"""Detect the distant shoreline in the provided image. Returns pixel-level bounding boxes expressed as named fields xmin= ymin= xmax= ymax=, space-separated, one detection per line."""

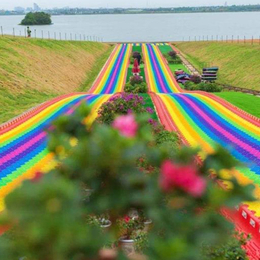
xmin=2 ymin=10 xmax=260 ymax=16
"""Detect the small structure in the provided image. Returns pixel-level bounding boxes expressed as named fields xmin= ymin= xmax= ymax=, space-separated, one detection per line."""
xmin=202 ymin=67 xmax=219 ymax=82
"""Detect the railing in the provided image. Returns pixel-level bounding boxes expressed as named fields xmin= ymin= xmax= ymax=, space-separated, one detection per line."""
xmin=216 ymin=83 xmax=260 ymax=96
xmin=179 ymin=35 xmax=260 ymax=45
xmin=0 ymin=26 xmax=104 ymax=42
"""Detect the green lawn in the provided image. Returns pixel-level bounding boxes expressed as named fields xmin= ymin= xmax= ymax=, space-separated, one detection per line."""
xmin=214 ymin=92 xmax=260 ymax=118
xmin=158 ymin=45 xmax=190 ymax=74
xmin=132 ymin=45 xmax=142 ymax=53
xmin=175 ymin=42 xmax=260 ymax=91
xmin=138 ymin=93 xmax=158 ymax=120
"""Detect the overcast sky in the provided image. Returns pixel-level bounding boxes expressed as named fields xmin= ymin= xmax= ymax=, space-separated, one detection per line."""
xmin=1 ymin=0 xmax=260 ymax=10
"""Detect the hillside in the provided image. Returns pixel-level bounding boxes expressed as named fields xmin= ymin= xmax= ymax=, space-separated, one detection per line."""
xmin=174 ymin=42 xmax=260 ymax=91
xmin=0 ymin=37 xmax=113 ymax=124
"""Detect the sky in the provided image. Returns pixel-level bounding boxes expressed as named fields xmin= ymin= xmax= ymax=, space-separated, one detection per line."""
xmin=1 ymin=0 xmax=260 ymax=10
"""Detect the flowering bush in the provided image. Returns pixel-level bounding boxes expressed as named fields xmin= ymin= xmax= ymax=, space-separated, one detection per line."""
xmin=97 ymin=93 xmax=149 ymax=125
xmin=190 ymin=74 xmax=202 ymax=84
xmin=202 ymin=232 xmax=250 ymax=260
xmin=160 ymin=161 xmax=206 ymax=197
xmin=0 ymin=104 xmax=255 ymax=260
xmin=164 ymin=51 xmax=182 ymax=64
xmin=129 ymin=75 xmax=143 ymax=85
xmin=125 ymin=82 xmax=148 ymax=94
xmin=168 ymin=51 xmax=177 ymax=59
xmin=117 ymin=216 xmax=145 ymax=240
xmin=112 ymin=114 xmax=138 ymax=138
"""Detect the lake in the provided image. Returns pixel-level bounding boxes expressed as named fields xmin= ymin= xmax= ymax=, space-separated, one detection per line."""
xmin=0 ymin=12 xmax=260 ymax=42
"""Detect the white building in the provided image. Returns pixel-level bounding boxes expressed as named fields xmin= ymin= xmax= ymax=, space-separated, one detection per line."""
xmin=33 ymin=3 xmax=41 ymax=12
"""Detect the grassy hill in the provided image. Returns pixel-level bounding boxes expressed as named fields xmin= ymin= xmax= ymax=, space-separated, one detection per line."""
xmin=174 ymin=42 xmax=260 ymax=91
xmin=214 ymin=92 xmax=260 ymax=118
xmin=0 ymin=36 xmax=113 ymax=124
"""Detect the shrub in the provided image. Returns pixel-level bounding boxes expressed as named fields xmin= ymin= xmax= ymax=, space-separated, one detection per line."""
xmin=130 ymin=75 xmax=143 ymax=86
xmin=148 ymin=119 xmax=179 ymax=147
xmin=184 ymin=81 xmax=198 ymax=91
xmin=21 ymin=12 xmax=52 ymax=25
xmin=168 ymin=56 xmax=182 ymax=64
xmin=125 ymin=82 xmax=148 ymax=94
xmin=133 ymin=52 xmax=141 ymax=59
xmin=198 ymin=82 xmax=222 ymax=92
xmin=190 ymin=74 xmax=202 ymax=84
xmin=168 ymin=51 xmax=177 ymax=59
xmin=97 ymin=93 xmax=147 ymax=124
xmin=184 ymin=81 xmax=222 ymax=92
xmin=155 ymin=129 xmax=179 ymax=146
xmin=204 ymin=83 xmax=222 ymax=92
xmin=202 ymin=232 xmax=250 ymax=260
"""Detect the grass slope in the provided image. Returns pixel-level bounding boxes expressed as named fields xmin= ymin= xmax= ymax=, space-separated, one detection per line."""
xmin=158 ymin=45 xmax=190 ymax=74
xmin=0 ymin=36 xmax=112 ymax=124
xmin=175 ymin=42 xmax=260 ymax=91
xmin=214 ymin=92 xmax=260 ymax=118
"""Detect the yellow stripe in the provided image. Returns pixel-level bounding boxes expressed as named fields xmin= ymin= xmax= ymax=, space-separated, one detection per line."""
xmin=194 ymin=93 xmax=260 ymax=136
xmin=0 ymin=94 xmax=83 ymax=143
xmin=92 ymin=45 xmax=122 ymax=94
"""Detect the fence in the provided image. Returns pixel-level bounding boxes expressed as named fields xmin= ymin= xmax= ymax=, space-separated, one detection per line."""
xmin=180 ymin=35 xmax=260 ymax=45
xmin=0 ymin=26 xmax=104 ymax=42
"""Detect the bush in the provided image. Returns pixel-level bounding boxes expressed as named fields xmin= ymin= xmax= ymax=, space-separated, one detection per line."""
xmin=184 ymin=81 xmax=222 ymax=92
xmin=21 ymin=12 xmax=52 ymax=25
xmin=168 ymin=51 xmax=177 ymax=59
xmin=168 ymin=56 xmax=182 ymax=64
xmin=133 ymin=52 xmax=140 ymax=59
xmin=164 ymin=51 xmax=182 ymax=64
xmin=184 ymin=81 xmax=198 ymax=91
xmin=125 ymin=82 xmax=148 ymax=94
xmin=130 ymin=75 xmax=143 ymax=85
xmin=190 ymin=74 xmax=202 ymax=84
xmin=202 ymin=232 xmax=250 ymax=260
xmin=97 ymin=93 xmax=148 ymax=124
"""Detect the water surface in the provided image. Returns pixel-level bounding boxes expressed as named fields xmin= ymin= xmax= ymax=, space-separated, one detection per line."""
xmin=0 ymin=12 xmax=260 ymax=42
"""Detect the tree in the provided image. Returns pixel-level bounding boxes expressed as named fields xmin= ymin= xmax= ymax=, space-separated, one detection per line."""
xmin=21 ymin=12 xmax=52 ymax=25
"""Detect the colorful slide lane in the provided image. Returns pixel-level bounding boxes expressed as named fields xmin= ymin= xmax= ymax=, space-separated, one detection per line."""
xmin=0 ymin=94 xmax=111 ymax=210
xmin=142 ymin=43 xmax=182 ymax=93
xmin=88 ymin=43 xmax=131 ymax=94
xmin=143 ymin=43 xmax=260 ymax=255
xmin=143 ymin=43 xmax=260 ymax=189
xmin=0 ymin=43 xmax=132 ymax=211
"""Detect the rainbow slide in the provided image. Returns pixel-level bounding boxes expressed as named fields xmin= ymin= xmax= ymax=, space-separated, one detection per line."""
xmin=0 ymin=44 xmax=131 ymax=211
xmin=143 ymin=43 xmax=260 ymax=256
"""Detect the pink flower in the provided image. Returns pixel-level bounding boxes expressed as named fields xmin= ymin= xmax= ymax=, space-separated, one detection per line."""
xmin=31 ymin=171 xmax=43 ymax=183
xmin=124 ymin=216 xmax=131 ymax=223
xmin=112 ymin=114 xmax=138 ymax=138
xmin=160 ymin=161 xmax=206 ymax=197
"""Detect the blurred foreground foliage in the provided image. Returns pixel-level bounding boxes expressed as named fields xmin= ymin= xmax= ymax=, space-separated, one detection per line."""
xmin=0 ymin=101 xmax=255 ymax=260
